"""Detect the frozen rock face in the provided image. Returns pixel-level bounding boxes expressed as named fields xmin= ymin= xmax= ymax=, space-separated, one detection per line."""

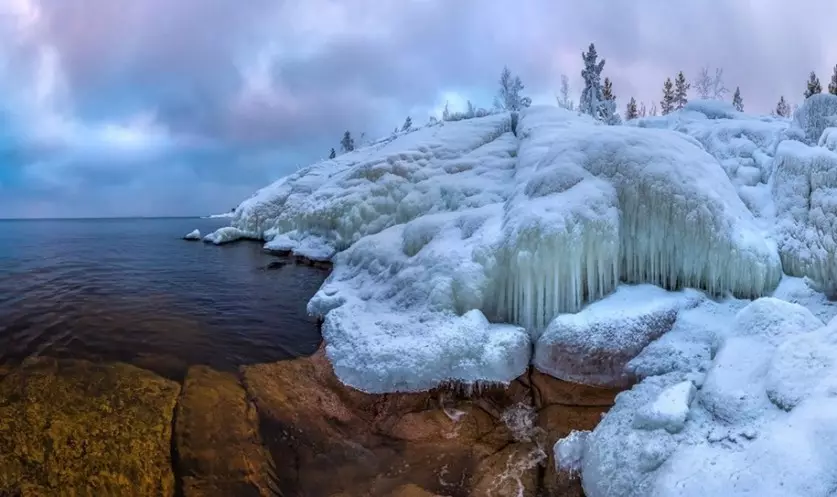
xmin=772 ymin=141 xmax=837 ymax=290
xmin=533 ymin=285 xmax=703 ymax=387
xmin=183 ymin=229 xmax=201 ymax=241
xmin=794 ymin=93 xmax=837 ymax=145
xmin=578 ymin=298 xmax=835 ymax=497
xmin=202 ymin=226 xmax=257 ymax=245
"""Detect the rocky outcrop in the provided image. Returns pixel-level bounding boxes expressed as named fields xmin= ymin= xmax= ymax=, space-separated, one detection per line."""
xmin=0 ymin=357 xmax=180 ymax=496
xmin=174 ymin=365 xmax=275 ymax=496
xmin=241 ymin=345 xmax=619 ymax=496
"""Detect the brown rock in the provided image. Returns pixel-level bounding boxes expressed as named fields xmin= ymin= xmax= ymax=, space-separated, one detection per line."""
xmin=531 ymin=369 xmax=620 ymax=408
xmin=241 ymin=345 xmax=541 ymax=497
xmin=175 ymin=365 xmax=275 ymax=496
xmin=0 ymin=357 xmax=179 ymax=496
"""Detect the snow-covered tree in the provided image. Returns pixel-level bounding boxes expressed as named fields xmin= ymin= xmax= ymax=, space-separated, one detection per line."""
xmin=829 ymin=65 xmax=837 ymax=95
xmin=626 ymin=97 xmax=638 ymax=120
xmin=442 ymin=101 xmax=451 ymax=121
xmin=674 ymin=71 xmax=690 ymax=110
xmin=805 ymin=71 xmax=822 ymax=99
xmin=702 ymin=67 xmax=730 ymax=100
xmin=466 ymin=100 xmax=476 ymax=118
xmin=495 ymin=66 xmax=532 ymax=111
xmin=328 ymin=148 xmax=336 ymax=159
xmin=649 ymin=101 xmax=658 ymax=116
xmin=557 ymin=74 xmax=574 ymax=110
xmin=661 ymin=78 xmax=675 ymax=115
xmin=401 ymin=116 xmax=412 ymax=131
xmin=732 ymin=86 xmax=743 ymax=111
xmin=775 ymin=95 xmax=791 ymax=117
xmin=340 ymin=131 xmax=354 ymax=153
xmin=693 ymin=67 xmax=713 ymax=100
xmin=580 ymin=43 xmax=611 ymax=121
xmin=597 ymin=77 xmax=620 ymax=124
xmin=638 ymin=101 xmax=647 ymax=117
xmin=602 ymin=77 xmax=615 ymax=101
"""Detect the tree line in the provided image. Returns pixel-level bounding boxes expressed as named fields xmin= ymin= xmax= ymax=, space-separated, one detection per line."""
xmin=328 ymin=44 xmax=837 ymax=157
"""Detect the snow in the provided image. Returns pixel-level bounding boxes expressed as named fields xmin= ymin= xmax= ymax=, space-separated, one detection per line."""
xmin=818 ymin=126 xmax=837 ymax=152
xmin=632 ymin=380 xmax=695 ymax=434
xmin=533 ymin=285 xmax=703 ymax=387
xmin=205 ymin=212 xmax=235 ymax=219
xmin=202 ymin=226 xmax=258 ymax=245
xmin=183 ymin=229 xmax=201 ymax=241
xmin=555 ymin=430 xmax=589 ymax=475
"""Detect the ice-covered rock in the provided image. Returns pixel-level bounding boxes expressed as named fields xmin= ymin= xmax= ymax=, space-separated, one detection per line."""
xmin=554 ymin=430 xmax=589 ymax=475
xmin=632 ymin=380 xmax=695 ymax=434
xmin=581 ymin=298 xmax=835 ymax=497
xmin=183 ymin=229 xmax=201 ymax=241
xmin=533 ymin=285 xmax=703 ymax=387
xmin=794 ymin=93 xmax=837 ymax=144
xmin=202 ymin=226 xmax=257 ymax=245
xmin=818 ymin=126 xmax=837 ymax=152
xmin=772 ymin=140 xmax=837 ymax=289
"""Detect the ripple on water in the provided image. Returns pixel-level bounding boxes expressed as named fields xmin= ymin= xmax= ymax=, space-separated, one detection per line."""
xmin=0 ymin=217 xmax=329 ymax=380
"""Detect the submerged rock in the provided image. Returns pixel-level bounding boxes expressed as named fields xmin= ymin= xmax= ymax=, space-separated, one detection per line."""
xmin=175 ymin=366 xmax=275 ymax=497
xmin=0 ymin=357 xmax=180 ymax=496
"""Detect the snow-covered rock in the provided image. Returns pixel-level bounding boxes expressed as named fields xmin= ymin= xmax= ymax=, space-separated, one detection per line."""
xmin=554 ymin=430 xmax=589 ymax=475
xmin=772 ymin=140 xmax=837 ymax=289
xmin=533 ymin=285 xmax=703 ymax=387
xmin=183 ymin=229 xmax=201 ymax=241
xmin=202 ymin=226 xmax=257 ymax=245
xmin=578 ymin=298 xmax=831 ymax=497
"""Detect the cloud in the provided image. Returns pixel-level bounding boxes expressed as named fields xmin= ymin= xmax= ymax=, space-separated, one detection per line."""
xmin=1 ymin=0 xmax=836 ymax=217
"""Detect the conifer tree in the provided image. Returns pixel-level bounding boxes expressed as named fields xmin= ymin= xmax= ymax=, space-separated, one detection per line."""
xmin=649 ymin=102 xmax=658 ymax=116
xmin=776 ymin=96 xmax=791 ymax=118
xmin=340 ymin=131 xmax=354 ymax=153
xmin=674 ymin=71 xmax=690 ymax=110
xmin=829 ymin=65 xmax=837 ymax=95
xmin=328 ymin=148 xmax=336 ymax=159
xmin=625 ymin=97 xmax=638 ymax=120
xmin=495 ymin=67 xmax=532 ymax=111
xmin=401 ymin=116 xmax=412 ymax=131
xmin=805 ymin=71 xmax=822 ymax=98
xmin=638 ymin=101 xmax=647 ymax=117
xmin=579 ymin=43 xmax=606 ymax=120
xmin=732 ymin=86 xmax=743 ymax=111
xmin=602 ymin=77 xmax=615 ymax=101
xmin=661 ymin=78 xmax=675 ymax=115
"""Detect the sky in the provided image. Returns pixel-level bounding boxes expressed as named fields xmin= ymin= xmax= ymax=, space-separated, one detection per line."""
xmin=1 ymin=0 xmax=836 ymax=218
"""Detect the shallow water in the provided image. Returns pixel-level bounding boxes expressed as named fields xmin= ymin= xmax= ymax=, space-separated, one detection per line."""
xmin=0 ymin=217 xmax=328 ymax=380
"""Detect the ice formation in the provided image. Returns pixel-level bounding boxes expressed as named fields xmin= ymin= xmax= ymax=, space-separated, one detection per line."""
xmin=533 ymin=285 xmax=703 ymax=387
xmin=202 ymin=226 xmax=258 ymax=245
xmin=818 ymin=126 xmax=837 ymax=152
xmin=772 ymin=140 xmax=837 ymax=289
xmin=793 ymin=93 xmax=837 ymax=144
xmin=183 ymin=229 xmax=201 ymax=241
xmin=573 ymin=297 xmax=837 ymax=497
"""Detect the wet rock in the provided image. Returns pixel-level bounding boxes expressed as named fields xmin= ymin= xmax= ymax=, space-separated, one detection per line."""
xmin=175 ymin=365 xmax=275 ymax=497
xmin=0 ymin=357 xmax=180 ymax=496
xmin=264 ymin=260 xmax=286 ymax=270
xmin=241 ymin=345 xmax=539 ymax=497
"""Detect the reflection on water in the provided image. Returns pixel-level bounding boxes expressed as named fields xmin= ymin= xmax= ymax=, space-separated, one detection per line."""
xmin=0 ymin=217 xmax=328 ymax=380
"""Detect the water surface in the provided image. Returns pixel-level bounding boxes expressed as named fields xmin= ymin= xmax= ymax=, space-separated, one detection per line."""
xmin=0 ymin=217 xmax=327 ymax=380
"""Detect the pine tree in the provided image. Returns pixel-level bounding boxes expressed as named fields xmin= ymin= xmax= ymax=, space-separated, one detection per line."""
xmin=649 ymin=102 xmax=658 ymax=116
xmin=775 ymin=96 xmax=791 ymax=117
xmin=340 ymin=131 xmax=354 ymax=153
xmin=401 ymin=116 xmax=412 ymax=131
xmin=328 ymin=148 xmax=336 ymax=159
xmin=580 ymin=43 xmax=607 ymax=120
xmin=829 ymin=65 xmax=837 ymax=95
xmin=674 ymin=71 xmax=690 ymax=110
xmin=602 ymin=77 xmax=615 ymax=101
xmin=495 ymin=66 xmax=532 ymax=111
xmin=638 ymin=101 xmax=647 ymax=117
xmin=732 ymin=86 xmax=743 ymax=111
xmin=626 ymin=97 xmax=638 ymax=120
xmin=805 ymin=71 xmax=822 ymax=99
xmin=661 ymin=78 xmax=675 ymax=115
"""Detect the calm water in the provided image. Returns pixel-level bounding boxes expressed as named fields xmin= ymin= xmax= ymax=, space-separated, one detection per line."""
xmin=0 ymin=217 xmax=328 ymax=380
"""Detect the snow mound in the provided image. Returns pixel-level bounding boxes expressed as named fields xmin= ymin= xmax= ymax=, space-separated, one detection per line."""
xmin=818 ymin=127 xmax=837 ymax=152
xmin=794 ymin=93 xmax=837 ymax=144
xmin=555 ymin=430 xmax=589 ymax=475
xmin=772 ymin=140 xmax=837 ymax=290
xmin=499 ymin=108 xmax=780 ymax=332
xmin=202 ymin=226 xmax=258 ymax=245
xmin=183 ymin=229 xmax=201 ymax=241
xmin=632 ymin=104 xmax=788 ymax=219
xmin=264 ymin=232 xmax=335 ymax=262
xmin=533 ymin=284 xmax=703 ymax=387
xmin=579 ymin=298 xmax=833 ymax=497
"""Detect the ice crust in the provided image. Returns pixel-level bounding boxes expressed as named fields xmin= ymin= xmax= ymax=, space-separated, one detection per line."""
xmin=183 ymin=229 xmax=201 ymax=241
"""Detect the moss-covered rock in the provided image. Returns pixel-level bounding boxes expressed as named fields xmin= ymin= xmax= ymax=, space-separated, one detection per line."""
xmin=175 ymin=365 xmax=274 ymax=496
xmin=0 ymin=357 xmax=180 ymax=496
